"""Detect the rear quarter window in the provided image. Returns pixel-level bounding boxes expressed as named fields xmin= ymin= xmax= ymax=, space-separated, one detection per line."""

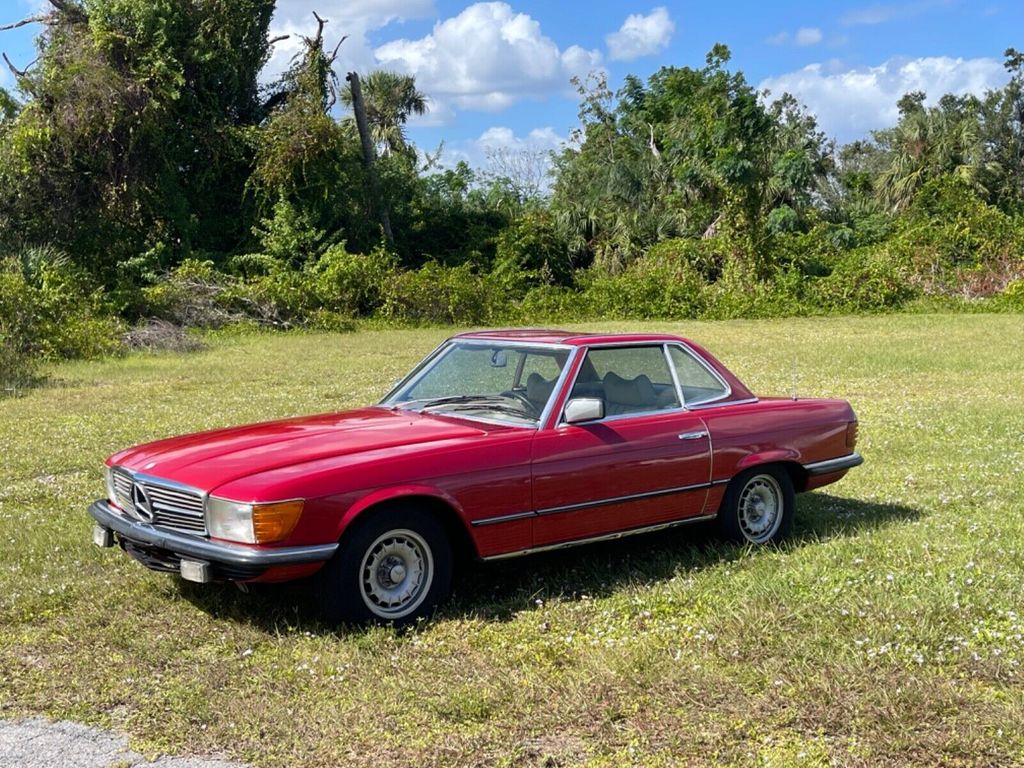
xmin=669 ymin=346 xmax=729 ymax=406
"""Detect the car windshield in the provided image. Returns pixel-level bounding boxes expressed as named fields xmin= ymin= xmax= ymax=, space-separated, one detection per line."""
xmin=382 ymin=341 xmax=570 ymax=426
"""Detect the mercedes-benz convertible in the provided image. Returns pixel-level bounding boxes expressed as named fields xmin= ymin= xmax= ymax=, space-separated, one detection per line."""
xmin=89 ymin=329 xmax=862 ymax=624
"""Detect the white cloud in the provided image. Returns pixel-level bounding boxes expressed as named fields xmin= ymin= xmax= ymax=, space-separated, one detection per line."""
xmin=767 ymin=27 xmax=823 ymax=47
xmin=438 ymin=125 xmax=566 ymax=192
xmin=759 ymin=55 xmax=1008 ymax=142
xmin=606 ymin=7 xmax=675 ymax=62
xmin=374 ymin=3 xmax=601 ymax=115
xmin=263 ymin=0 xmax=435 ymax=84
xmin=440 ymin=125 xmax=566 ymax=171
xmin=795 ymin=27 xmax=823 ymax=46
xmin=840 ymin=0 xmax=953 ymax=26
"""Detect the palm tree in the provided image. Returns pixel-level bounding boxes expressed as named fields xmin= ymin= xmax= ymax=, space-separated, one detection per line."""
xmin=341 ymin=70 xmax=427 ymax=158
xmin=875 ymin=99 xmax=993 ymax=212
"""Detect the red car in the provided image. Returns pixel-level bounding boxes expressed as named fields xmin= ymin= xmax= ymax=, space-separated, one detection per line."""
xmin=89 ymin=330 xmax=861 ymax=624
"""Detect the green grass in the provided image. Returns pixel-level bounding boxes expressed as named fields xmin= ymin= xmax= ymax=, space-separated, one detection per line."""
xmin=2 ymin=314 xmax=1024 ymax=767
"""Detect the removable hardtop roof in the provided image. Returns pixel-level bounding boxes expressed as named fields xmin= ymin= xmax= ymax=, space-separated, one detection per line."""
xmin=452 ymin=328 xmax=687 ymax=347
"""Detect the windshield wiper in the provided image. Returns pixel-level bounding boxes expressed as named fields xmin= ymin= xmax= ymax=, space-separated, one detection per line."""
xmin=403 ymin=394 xmax=534 ymax=419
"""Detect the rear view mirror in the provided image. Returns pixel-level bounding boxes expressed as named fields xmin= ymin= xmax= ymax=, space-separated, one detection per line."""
xmin=490 ymin=349 xmax=507 ymax=368
xmin=564 ymin=398 xmax=605 ymax=424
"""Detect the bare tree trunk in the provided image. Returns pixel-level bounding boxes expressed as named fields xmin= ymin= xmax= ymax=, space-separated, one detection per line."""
xmin=346 ymin=71 xmax=394 ymax=244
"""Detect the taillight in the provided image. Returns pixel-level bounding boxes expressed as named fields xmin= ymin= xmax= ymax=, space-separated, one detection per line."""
xmin=846 ymin=421 xmax=859 ymax=450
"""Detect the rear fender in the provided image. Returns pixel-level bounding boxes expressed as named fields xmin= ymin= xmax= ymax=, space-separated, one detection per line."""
xmin=734 ymin=449 xmax=807 ymax=491
xmin=735 ymin=449 xmax=801 ymax=472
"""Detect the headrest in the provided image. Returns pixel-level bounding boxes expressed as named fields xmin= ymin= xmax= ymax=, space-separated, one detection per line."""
xmin=526 ymin=372 xmax=556 ymax=403
xmin=603 ymin=372 xmax=656 ymax=406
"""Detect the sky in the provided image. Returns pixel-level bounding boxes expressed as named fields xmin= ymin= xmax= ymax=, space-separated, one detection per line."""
xmin=1 ymin=0 xmax=1019 ymax=169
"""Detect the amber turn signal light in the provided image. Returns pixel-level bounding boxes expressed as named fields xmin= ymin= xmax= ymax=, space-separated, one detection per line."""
xmin=252 ymin=500 xmax=305 ymax=543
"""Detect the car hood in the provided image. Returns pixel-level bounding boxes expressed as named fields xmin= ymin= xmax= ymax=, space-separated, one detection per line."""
xmin=109 ymin=407 xmax=492 ymax=491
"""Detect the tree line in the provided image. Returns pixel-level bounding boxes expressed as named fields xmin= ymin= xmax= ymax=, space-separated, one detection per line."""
xmin=0 ymin=1 xmax=1022 ymax=387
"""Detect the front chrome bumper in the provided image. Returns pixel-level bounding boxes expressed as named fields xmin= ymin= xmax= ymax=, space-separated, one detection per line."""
xmin=88 ymin=499 xmax=338 ymax=570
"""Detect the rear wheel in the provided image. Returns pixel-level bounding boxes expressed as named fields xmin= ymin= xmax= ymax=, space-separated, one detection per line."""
xmin=318 ymin=506 xmax=453 ymax=626
xmin=717 ymin=466 xmax=795 ymax=545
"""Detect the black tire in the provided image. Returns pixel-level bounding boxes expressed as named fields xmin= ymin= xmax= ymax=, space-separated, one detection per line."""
xmin=716 ymin=465 xmax=795 ymax=545
xmin=318 ymin=506 xmax=453 ymax=626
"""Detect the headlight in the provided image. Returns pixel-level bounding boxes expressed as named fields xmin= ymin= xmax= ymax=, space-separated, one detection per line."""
xmin=206 ymin=497 xmax=304 ymax=544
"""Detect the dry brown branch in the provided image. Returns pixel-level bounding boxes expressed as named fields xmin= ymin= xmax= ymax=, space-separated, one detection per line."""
xmin=268 ymin=34 xmax=290 ymax=46
xmin=2 ymin=52 xmax=27 ymax=79
xmin=0 ymin=15 xmax=50 ymax=32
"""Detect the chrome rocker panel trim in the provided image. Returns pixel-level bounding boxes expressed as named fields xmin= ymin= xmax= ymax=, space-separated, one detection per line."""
xmin=89 ymin=500 xmax=338 ymax=566
xmin=803 ymin=452 xmax=864 ymax=476
xmin=482 ymin=514 xmax=717 ymax=561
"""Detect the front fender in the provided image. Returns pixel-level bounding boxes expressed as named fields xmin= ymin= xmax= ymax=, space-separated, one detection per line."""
xmin=336 ymin=484 xmax=466 ymax=539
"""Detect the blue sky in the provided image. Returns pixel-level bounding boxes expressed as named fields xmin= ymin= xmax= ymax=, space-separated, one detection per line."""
xmin=1 ymin=0 xmax=1018 ymax=167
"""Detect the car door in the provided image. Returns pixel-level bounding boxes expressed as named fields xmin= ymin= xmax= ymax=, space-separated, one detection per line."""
xmin=531 ymin=344 xmax=713 ymax=547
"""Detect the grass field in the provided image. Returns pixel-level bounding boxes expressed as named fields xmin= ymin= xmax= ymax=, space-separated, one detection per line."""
xmin=2 ymin=314 xmax=1023 ymax=767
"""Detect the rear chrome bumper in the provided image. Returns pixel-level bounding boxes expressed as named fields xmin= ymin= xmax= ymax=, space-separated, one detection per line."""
xmin=803 ymin=452 xmax=864 ymax=476
xmin=88 ymin=499 xmax=338 ymax=568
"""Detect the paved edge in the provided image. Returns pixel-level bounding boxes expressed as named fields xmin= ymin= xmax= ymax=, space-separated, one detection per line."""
xmin=0 ymin=717 xmax=249 ymax=768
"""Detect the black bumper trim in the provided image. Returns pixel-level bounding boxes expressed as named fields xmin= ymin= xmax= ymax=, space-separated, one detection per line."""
xmin=803 ymin=452 xmax=864 ymax=476
xmin=88 ymin=500 xmax=338 ymax=567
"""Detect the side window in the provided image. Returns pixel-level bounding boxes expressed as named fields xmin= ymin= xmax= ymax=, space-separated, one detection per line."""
xmin=518 ymin=351 xmax=566 ymax=408
xmin=669 ymin=346 xmax=728 ymax=406
xmin=571 ymin=346 xmax=680 ymax=416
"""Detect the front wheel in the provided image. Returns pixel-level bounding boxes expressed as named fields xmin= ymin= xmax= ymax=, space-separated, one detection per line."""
xmin=716 ymin=466 xmax=795 ymax=545
xmin=318 ymin=507 xmax=453 ymax=626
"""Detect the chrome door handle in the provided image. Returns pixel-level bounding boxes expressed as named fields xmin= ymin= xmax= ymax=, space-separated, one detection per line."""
xmin=678 ymin=430 xmax=708 ymax=440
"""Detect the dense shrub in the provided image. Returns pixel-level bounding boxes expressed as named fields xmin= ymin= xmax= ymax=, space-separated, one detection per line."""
xmin=309 ymin=244 xmax=399 ymax=316
xmin=380 ymin=262 xmax=500 ymax=325
xmin=810 ymin=248 xmax=919 ymax=312
xmin=0 ymin=250 xmax=123 ymax=391
xmin=492 ymin=211 xmax=573 ymax=291
xmin=997 ymin=278 xmax=1024 ymax=311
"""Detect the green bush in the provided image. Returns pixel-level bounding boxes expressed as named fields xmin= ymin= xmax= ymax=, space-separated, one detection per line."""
xmin=0 ymin=250 xmax=123 ymax=391
xmin=810 ymin=247 xmax=918 ymax=312
xmin=492 ymin=211 xmax=573 ymax=291
xmin=581 ymin=255 xmax=707 ymax=320
xmin=997 ymin=279 xmax=1024 ymax=311
xmin=0 ymin=268 xmax=43 ymax=390
xmin=381 ymin=262 xmax=499 ymax=325
xmin=309 ymin=243 xmax=399 ymax=316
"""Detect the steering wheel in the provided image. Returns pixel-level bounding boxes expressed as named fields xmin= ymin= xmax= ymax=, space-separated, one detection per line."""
xmin=501 ymin=389 xmax=540 ymax=416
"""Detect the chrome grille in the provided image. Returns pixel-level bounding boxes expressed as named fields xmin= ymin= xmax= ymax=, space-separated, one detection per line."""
xmin=111 ymin=467 xmax=207 ymax=536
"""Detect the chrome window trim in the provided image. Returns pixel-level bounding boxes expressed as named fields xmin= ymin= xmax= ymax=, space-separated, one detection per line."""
xmin=662 ymin=342 xmax=686 ymax=407
xmin=666 ymin=342 xmax=733 ymax=408
xmin=539 ymin=346 xmax=581 ymax=429
xmin=380 ymin=339 xmax=454 ymax=403
xmin=556 ymin=343 xmax=688 ymax=426
xmin=686 ymin=396 xmax=759 ymax=411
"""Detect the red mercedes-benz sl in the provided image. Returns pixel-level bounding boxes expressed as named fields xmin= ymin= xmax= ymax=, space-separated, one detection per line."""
xmin=89 ymin=329 xmax=862 ymax=624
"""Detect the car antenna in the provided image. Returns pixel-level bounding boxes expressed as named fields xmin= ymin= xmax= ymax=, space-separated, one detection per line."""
xmin=791 ymin=353 xmax=799 ymax=401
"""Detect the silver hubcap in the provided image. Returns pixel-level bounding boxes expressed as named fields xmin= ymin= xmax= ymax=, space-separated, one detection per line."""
xmin=360 ymin=529 xmax=433 ymax=619
xmin=738 ymin=474 xmax=783 ymax=543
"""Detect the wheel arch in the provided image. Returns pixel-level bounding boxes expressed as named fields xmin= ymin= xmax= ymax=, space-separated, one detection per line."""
xmin=733 ymin=451 xmax=809 ymax=493
xmin=339 ymin=488 xmax=478 ymax=563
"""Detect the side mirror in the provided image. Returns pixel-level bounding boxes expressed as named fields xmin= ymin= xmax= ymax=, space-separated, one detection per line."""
xmin=564 ymin=397 xmax=605 ymax=424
